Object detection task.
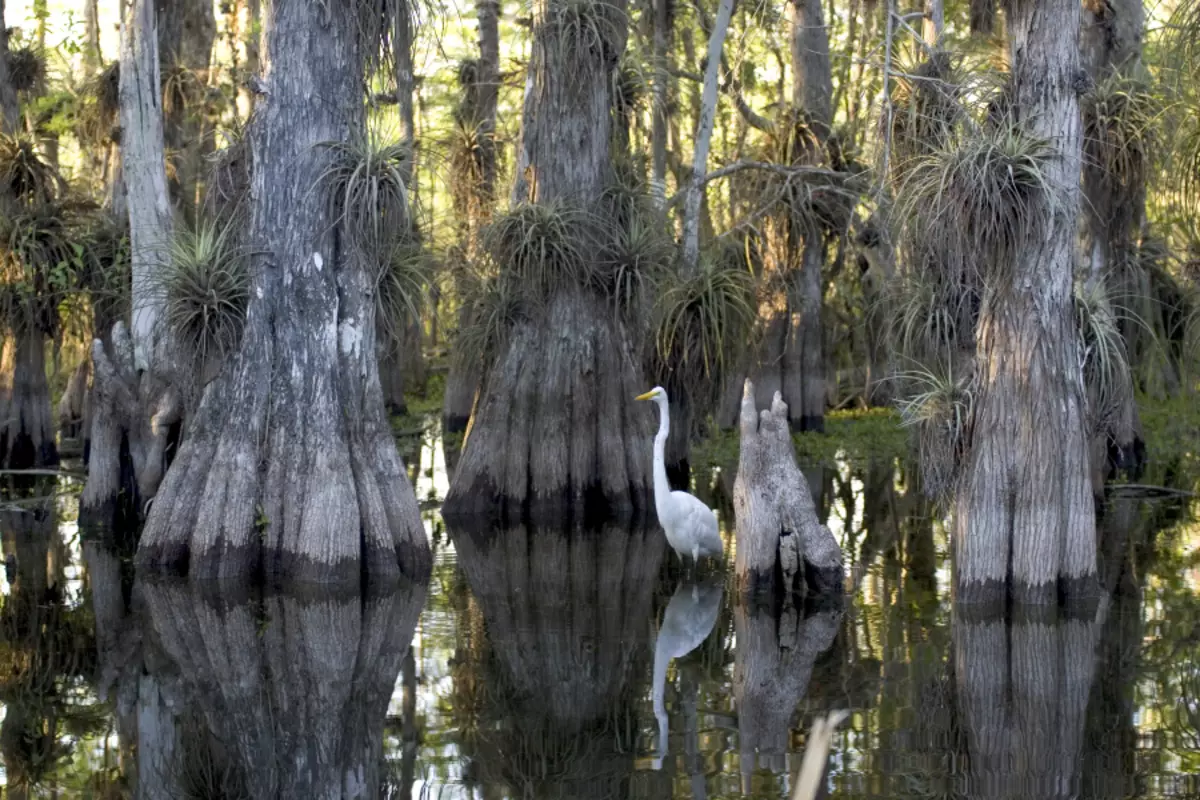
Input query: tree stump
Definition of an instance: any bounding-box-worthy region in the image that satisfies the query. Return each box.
[734,379,843,598]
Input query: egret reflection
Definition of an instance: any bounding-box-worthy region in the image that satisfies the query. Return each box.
[651,576,723,770]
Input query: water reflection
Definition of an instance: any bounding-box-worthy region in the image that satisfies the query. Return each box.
[448,521,664,800]
[6,445,1200,797]
[652,578,723,771]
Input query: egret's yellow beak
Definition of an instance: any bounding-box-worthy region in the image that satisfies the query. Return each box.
[634,390,657,401]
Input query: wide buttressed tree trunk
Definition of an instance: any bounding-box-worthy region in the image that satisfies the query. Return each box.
[953,0,1097,606]
[136,0,431,583]
[443,0,655,520]
[0,327,58,468]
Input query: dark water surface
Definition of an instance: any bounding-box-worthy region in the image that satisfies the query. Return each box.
[3,429,1200,799]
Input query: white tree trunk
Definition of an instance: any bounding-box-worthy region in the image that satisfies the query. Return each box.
[733,379,842,597]
[119,0,173,371]
[923,0,944,45]
[680,0,734,272]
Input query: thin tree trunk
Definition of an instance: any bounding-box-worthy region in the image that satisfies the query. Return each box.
[650,0,672,205]
[0,0,19,133]
[135,1,431,582]
[780,0,832,432]
[1080,0,1146,479]
[923,0,944,45]
[121,0,172,370]
[442,0,500,435]
[680,0,733,272]
[84,0,103,72]
[953,0,1096,606]
[444,0,654,519]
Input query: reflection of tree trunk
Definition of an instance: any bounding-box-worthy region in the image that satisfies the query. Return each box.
[955,610,1101,799]
[734,598,840,788]
[450,521,664,798]
[138,576,428,798]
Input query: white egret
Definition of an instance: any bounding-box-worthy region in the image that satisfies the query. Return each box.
[635,386,724,564]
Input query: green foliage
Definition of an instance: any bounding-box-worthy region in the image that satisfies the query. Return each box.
[594,213,673,320]
[0,203,78,333]
[691,407,908,471]
[73,62,120,147]
[0,135,65,206]
[159,218,251,367]
[886,50,965,171]
[895,118,1057,273]
[8,46,44,94]
[316,128,412,258]
[653,253,757,382]
[377,238,435,348]
[482,201,593,303]
[1074,279,1135,429]
[895,364,973,499]
[1083,71,1159,208]
[542,0,625,62]
[453,265,528,368]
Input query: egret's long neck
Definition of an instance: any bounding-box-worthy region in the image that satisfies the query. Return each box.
[653,399,671,505]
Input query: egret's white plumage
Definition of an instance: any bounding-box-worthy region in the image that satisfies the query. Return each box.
[635,386,724,563]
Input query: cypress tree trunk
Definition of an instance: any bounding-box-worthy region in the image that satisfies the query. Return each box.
[82,0,178,530]
[135,1,430,582]
[157,0,216,218]
[443,0,501,435]
[1080,0,1147,478]
[778,0,832,432]
[0,327,58,468]
[443,0,655,519]
[953,0,1097,606]
[650,0,672,205]
[0,0,19,132]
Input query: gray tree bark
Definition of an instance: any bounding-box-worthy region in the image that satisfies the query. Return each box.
[1080,0,1147,480]
[0,0,19,133]
[734,380,843,597]
[443,0,655,519]
[135,0,431,583]
[157,0,215,217]
[650,0,672,205]
[953,0,1097,606]
[782,0,833,433]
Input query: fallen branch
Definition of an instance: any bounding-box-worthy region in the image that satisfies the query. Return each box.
[666,160,855,208]
[1105,483,1196,498]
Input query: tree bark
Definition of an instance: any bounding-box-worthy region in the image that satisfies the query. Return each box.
[442,0,500,435]
[969,0,994,36]
[135,1,431,583]
[680,0,733,272]
[778,0,833,432]
[1080,0,1146,479]
[84,0,103,72]
[444,0,654,519]
[157,0,216,218]
[953,0,1097,607]
[121,0,173,371]
[0,0,19,133]
[0,327,58,468]
[734,380,843,598]
[650,0,672,205]
[55,357,89,440]
[923,0,944,45]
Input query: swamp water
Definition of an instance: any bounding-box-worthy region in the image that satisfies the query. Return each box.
[2,424,1200,798]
